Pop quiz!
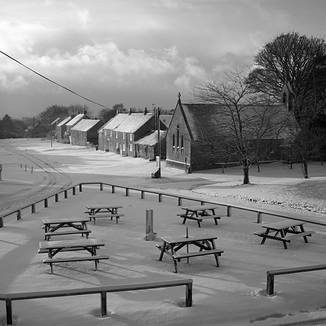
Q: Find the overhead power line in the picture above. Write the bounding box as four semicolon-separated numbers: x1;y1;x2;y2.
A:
0;51;110;109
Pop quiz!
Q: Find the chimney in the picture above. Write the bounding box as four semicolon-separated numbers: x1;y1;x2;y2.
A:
144;107;147;115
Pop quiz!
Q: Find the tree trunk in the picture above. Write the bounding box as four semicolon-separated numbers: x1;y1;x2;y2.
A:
242;158;250;184
303;160;309;178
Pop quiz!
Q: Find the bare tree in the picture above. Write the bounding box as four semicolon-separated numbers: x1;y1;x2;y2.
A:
195;69;291;184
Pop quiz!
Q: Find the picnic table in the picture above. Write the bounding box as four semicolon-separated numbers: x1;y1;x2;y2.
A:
84;204;124;224
38;238;105;258
38;239;109;273
156;233;224;273
42;217;91;240
178;204;224;227
255;220;315;249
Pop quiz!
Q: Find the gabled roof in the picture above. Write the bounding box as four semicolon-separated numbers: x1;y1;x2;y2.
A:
103;113;154;133
177;101;296;143
66;114;85;127
135;130;167;146
178;103;222;142
101;114;128;131
71;119;102;131
57;116;72;127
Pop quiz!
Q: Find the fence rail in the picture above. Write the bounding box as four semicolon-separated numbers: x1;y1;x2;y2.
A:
0;279;193;325
1;181;326;228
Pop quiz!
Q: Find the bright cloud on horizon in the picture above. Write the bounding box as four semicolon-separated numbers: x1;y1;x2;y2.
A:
1;0;326;118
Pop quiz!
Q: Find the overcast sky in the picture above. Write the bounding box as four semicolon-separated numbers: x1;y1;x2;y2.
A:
1;0;326;119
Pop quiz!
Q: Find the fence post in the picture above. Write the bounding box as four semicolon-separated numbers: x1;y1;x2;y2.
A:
178;197;182;206
100;183;103;191
227;206;231;217
44;198;48;208
73;187;76;195
126;188;129;196
31;204;35;214
257;212;262;223
0;216;3;228
17;210;21;220
100;291;107;316
158;194;162;202
79;184;82;192
112;186;115;193
141;191;145;199
55;194;59;202
266;273;274;295
6;298;13;325
185;282;193;307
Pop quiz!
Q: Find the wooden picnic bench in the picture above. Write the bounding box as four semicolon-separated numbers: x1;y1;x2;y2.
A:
178;204;226;227
38;239;105;258
44;229;92;241
157;233;224;273
254;220;314;249
84;204;124;224
43;255;110;274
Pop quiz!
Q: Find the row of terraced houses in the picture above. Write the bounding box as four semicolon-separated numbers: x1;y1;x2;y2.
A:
54;98;294;173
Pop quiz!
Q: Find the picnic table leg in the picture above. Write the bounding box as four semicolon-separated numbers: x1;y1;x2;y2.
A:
280;230;288;249
158;242;167;261
173;258;178;273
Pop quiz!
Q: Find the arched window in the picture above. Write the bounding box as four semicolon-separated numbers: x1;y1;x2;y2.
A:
176;125;180;152
172;134;175;152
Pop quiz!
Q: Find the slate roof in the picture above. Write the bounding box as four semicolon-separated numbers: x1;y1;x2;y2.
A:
71;119;102;132
135;130;167;146
179;102;295;142
57;116;72;127
179;103;223;142
103;113;154;133
66;114;85;127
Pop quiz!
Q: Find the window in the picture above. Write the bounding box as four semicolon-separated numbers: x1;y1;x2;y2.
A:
129;144;133;152
130;134;133;141
172;134;176;152
123;132;126;140
110;130;113;137
181;135;184;154
176;125;180;152
116;131;118;138
123;144;126;152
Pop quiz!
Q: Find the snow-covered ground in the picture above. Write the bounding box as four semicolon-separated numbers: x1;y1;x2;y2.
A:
1;138;326;326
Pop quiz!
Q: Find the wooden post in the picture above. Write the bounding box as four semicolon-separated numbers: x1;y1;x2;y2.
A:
31;203;35;214
100;291;107;316
17;210;21;220
0;216;3;228
112;186;115;193
158;194;162;202
64;190;68;199
126;188;129;196
178;197;182;206
185;282;193;307
266;273;274;295
257;212;262;223
141;191;145;199
227;206;231;217
79;184;82;192
44;198;48;208
55;194;59;202
6;298;13;325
